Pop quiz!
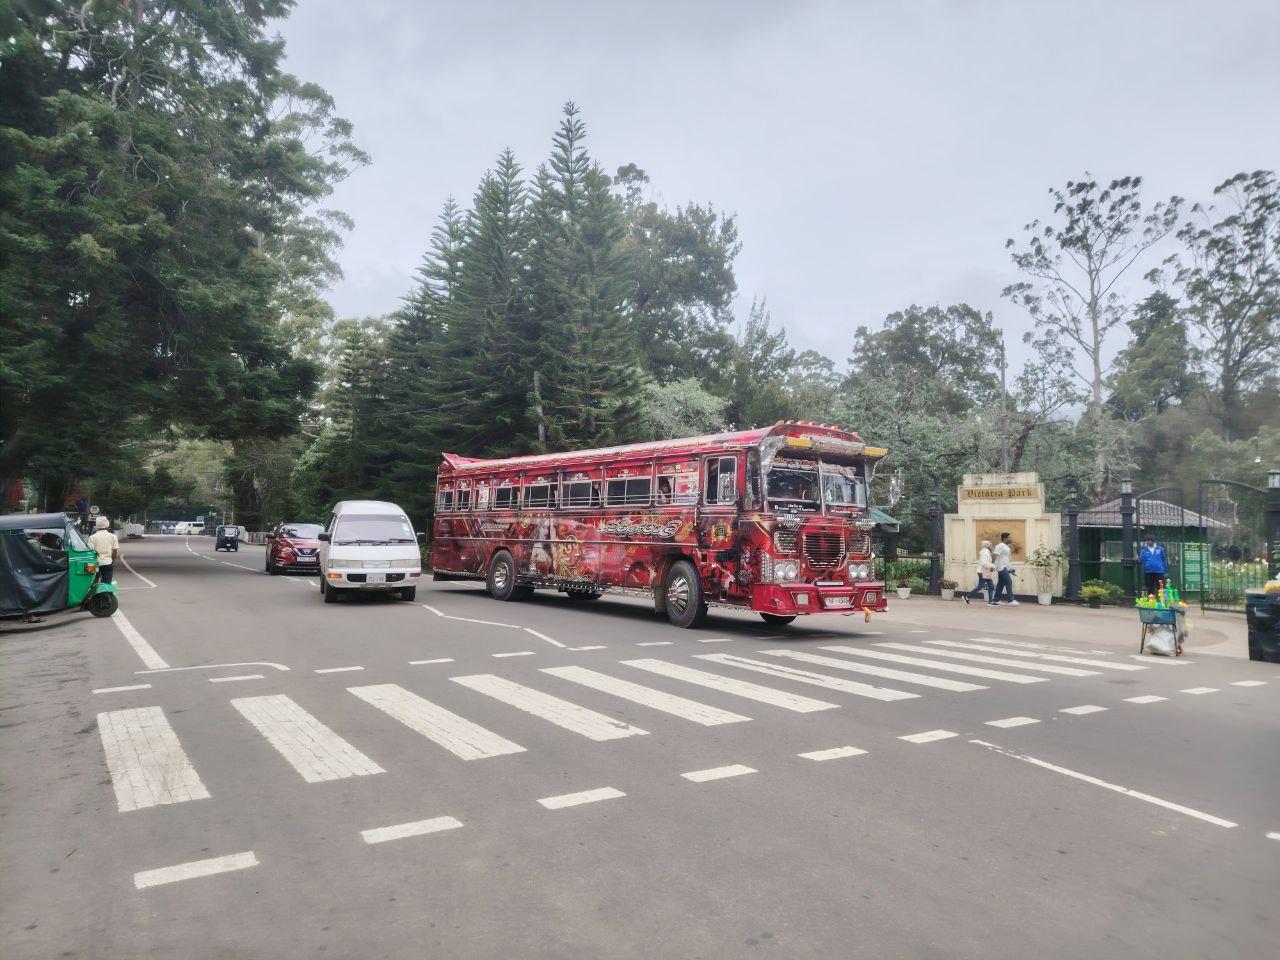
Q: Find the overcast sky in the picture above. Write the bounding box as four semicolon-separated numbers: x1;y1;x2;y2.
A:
278;0;1280;372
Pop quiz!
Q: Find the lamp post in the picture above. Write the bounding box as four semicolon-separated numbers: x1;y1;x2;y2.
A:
1120;478;1136;600
1267;468;1280;581
1066;481;1081;602
928;491;943;595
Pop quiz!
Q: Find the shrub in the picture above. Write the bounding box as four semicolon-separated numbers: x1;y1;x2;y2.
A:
908;577;928;595
896;576;913;588
1082;579;1122;605
1081;585;1110;604
938;578;958;590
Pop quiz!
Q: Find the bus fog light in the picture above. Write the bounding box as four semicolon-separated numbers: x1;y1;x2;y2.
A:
796;592;810;606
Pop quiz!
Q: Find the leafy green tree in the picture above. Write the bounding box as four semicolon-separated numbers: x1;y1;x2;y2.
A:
1105;292;1200;421
0;0;364;505
848;304;1000;416
708;299;794;428
1159;170;1279;435
640;377;729;439
1004;175;1180;494
614;163;741;382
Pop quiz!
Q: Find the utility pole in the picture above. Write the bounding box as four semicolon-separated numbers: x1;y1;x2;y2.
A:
999;332;1010;473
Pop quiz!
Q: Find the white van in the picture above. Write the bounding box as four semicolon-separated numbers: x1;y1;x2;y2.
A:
318;500;423;603
174;521;202;536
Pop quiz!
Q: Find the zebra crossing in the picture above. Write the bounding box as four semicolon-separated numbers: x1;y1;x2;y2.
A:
96;638;1155;813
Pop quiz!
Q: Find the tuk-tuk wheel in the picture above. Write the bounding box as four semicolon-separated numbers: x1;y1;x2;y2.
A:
88;592;119;618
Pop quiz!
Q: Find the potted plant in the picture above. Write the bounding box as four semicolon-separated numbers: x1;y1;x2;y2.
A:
938;578;958;601
896;577;912;600
1026;545;1067;606
1081;585;1109;609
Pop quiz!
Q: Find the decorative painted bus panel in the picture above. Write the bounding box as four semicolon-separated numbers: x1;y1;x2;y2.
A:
430;422;889;627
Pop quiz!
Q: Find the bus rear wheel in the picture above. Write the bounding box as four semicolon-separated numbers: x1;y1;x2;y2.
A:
487;551;529;602
759;613;796;626
664;560;707;628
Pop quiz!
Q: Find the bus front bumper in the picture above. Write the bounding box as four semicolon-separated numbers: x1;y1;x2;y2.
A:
751;582;888;616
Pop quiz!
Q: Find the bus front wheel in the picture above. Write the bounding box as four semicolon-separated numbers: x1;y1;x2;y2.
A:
664;560;708;628
487;552;529;601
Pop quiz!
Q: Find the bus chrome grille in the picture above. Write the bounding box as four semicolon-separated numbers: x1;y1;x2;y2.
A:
846;532;871;558
803;532;843;568
773;529;798;554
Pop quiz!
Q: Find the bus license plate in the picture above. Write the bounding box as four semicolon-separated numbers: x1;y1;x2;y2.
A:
824;596;852;608
367;573;386;583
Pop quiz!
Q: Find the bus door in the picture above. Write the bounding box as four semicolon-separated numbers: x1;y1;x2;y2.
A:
702;454;741;593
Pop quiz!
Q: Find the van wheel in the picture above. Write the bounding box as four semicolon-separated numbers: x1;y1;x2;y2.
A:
487;551;523;601
760;613;796;626
88;592;119;618
322;579;339;603
398;586;417;602
664;560;707;628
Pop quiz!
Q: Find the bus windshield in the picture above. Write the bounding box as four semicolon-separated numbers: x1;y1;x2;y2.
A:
822;464;866;508
766;465;820;509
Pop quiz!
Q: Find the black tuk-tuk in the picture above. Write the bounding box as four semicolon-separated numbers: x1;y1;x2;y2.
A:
215;524;242;552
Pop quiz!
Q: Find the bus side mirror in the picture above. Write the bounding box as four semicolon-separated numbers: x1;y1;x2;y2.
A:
416;531;427;543
318;532;331;542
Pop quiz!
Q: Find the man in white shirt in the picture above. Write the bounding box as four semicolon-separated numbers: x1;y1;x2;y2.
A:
88;516;120;584
992;532;1019;605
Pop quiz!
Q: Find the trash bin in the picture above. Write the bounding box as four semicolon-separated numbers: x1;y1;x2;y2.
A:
1245;589;1280;662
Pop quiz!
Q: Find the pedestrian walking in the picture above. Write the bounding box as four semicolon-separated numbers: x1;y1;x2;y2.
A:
963;539;996;605
1139;533;1168;595
992;532;1019;605
88;516;119;585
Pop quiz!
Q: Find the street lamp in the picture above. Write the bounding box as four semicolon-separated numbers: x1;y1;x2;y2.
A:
1120;478;1133;495
1119;478;1136;599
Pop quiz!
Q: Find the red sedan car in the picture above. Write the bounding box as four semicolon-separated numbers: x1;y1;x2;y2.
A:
265;522;325;575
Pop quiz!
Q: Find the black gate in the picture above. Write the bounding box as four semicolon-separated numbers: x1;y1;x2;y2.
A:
1198;480;1269;613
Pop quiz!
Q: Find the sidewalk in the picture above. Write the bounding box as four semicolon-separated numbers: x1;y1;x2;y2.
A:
876;596;1248;658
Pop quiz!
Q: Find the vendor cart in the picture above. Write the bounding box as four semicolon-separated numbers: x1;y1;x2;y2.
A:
1138;606;1186;656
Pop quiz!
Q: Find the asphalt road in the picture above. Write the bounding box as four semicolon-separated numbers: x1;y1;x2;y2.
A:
2;536;1277;960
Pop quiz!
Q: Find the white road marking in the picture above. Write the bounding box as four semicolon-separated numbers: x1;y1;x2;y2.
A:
763;649;986;692
908;629;928;634
820;646;1047;684
209;674;264;683
1124;695;1168;704
986;716;1040;728
137;661;290;674
877;643;1098;677
682;764;756;783
1129;655;1193;664
538;787;625;809
969;739;1238;828
541;666;750;726
349;684;525;760
567;645;607;651
493;651;535;658
1180;687;1219;695
622;659;838;713
92;684;152;695
927;639;1145;671
361;816;463;845
118;554;157;588
1267;832;1280;841
421;604;521;629
635;641;673;646
110;612;169;670
315;666;364;674
861;631;884;636
409;658;455;665
1060;705;1107;715
1230;680;1266;687
799;746;867;761
696;653;918;702
231;694;384;782
696;637;735;643
98;706;210;811
971;636;1116;656
451;674;648;741
523;627;566;648
900;729;957;744
134;852;258;890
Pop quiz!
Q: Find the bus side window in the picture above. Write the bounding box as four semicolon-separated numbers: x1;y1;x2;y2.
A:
437;490;453;513
495;486;517;509
706;456;737;505
456;487;471;511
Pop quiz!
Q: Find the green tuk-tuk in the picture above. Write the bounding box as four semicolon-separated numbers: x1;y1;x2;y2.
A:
0;512;120;620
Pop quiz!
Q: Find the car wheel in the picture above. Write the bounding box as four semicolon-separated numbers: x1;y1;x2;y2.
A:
486;551;523;601
398;586;417;602
267;557;279;575
759;613;797;626
88;592;119;618
322;578;338;603
664;560;707;628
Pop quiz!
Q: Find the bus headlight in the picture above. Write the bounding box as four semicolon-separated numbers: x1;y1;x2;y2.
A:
849;563;870;580
776;561;800;582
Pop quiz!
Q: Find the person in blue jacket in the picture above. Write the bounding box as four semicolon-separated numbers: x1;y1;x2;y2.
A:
1139;533;1168;594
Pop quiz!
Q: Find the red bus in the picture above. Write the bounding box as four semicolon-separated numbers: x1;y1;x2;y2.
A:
429;421;890;628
